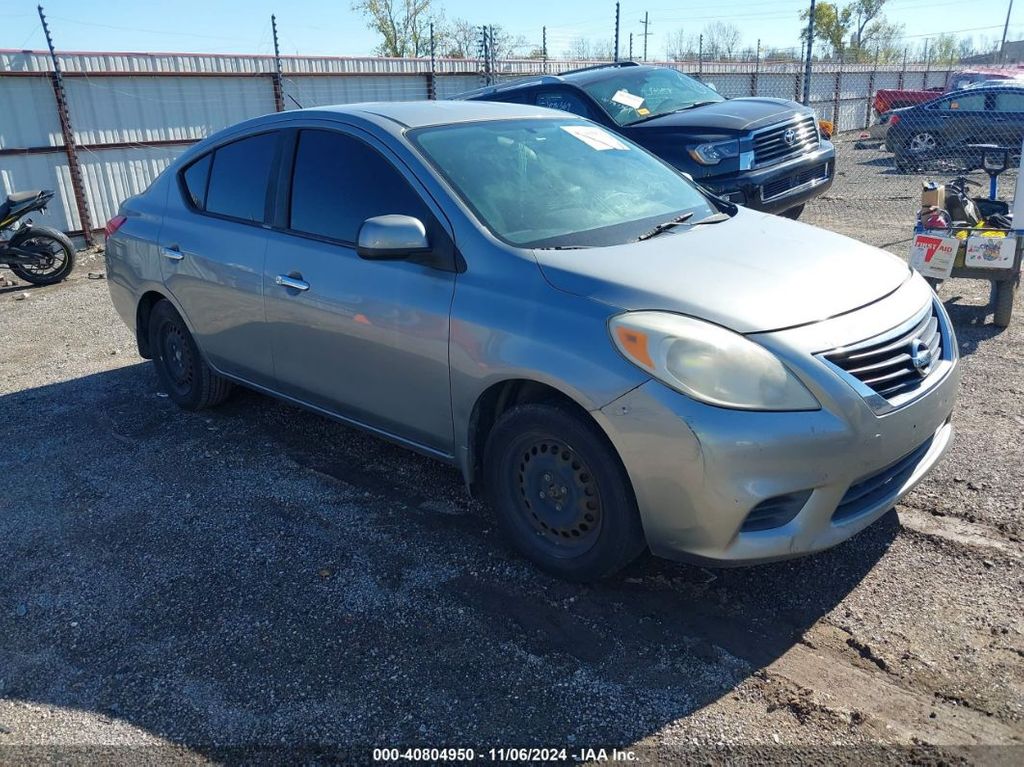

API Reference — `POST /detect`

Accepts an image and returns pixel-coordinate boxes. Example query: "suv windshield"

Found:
[578,68,724,126]
[411,119,717,248]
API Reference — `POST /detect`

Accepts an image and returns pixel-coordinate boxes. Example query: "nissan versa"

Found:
[105,101,960,581]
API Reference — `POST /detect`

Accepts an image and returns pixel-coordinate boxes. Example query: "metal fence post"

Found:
[38,5,93,245]
[752,39,760,96]
[271,14,285,112]
[832,59,842,130]
[427,22,436,99]
[865,47,879,129]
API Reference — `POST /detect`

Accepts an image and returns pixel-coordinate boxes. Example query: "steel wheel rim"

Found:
[159,322,194,394]
[510,436,602,557]
[909,132,937,153]
[18,236,66,276]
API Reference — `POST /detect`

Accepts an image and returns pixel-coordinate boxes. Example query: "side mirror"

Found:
[356,215,431,260]
[706,82,718,92]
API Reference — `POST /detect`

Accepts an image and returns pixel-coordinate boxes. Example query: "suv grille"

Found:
[824,304,943,401]
[753,114,819,166]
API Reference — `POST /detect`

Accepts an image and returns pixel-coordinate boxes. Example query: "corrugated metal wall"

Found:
[0,48,958,237]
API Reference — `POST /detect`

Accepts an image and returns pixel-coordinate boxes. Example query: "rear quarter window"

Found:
[181,154,211,210]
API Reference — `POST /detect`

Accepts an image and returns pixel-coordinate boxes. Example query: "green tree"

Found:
[352,0,437,57]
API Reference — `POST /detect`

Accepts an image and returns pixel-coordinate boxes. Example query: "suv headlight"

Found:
[688,139,739,165]
[610,312,820,411]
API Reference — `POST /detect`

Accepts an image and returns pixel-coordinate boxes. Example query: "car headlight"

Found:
[688,139,739,165]
[609,312,820,411]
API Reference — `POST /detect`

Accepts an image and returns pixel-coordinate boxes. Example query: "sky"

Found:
[1,0,1021,60]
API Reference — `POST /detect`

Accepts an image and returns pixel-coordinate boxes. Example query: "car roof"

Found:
[296,99,564,128]
[456,61,664,100]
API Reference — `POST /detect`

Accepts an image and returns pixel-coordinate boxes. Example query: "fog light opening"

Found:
[741,490,813,533]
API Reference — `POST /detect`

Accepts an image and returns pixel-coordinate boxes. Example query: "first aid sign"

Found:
[909,233,958,279]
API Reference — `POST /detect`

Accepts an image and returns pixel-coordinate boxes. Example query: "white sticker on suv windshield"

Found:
[560,125,630,151]
[611,89,645,109]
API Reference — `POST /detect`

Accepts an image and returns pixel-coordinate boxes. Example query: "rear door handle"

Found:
[161,246,184,261]
[275,274,310,291]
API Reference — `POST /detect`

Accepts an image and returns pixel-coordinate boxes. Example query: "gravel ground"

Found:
[1,144,1023,763]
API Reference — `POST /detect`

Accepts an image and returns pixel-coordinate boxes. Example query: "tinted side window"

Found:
[205,133,277,222]
[181,153,211,210]
[289,130,429,243]
[995,92,1024,112]
[939,93,986,111]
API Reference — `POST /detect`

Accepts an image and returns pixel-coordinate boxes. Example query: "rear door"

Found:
[159,131,281,386]
[262,127,456,453]
[991,89,1024,149]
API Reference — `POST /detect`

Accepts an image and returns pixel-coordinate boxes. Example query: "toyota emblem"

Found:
[783,127,798,146]
[909,338,933,377]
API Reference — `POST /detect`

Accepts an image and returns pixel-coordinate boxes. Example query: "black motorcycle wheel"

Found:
[9,226,76,285]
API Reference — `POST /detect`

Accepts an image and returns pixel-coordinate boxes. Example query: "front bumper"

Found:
[593,277,961,565]
[700,142,836,215]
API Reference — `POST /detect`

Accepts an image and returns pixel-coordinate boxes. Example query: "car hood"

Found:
[532,208,911,334]
[627,97,808,133]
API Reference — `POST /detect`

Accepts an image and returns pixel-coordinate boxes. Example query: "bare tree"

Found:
[563,36,614,60]
[443,18,477,58]
[703,21,741,60]
[664,28,698,61]
[352,0,437,57]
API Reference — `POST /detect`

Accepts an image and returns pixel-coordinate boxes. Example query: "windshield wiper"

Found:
[637,212,695,241]
[690,212,731,225]
[536,245,588,250]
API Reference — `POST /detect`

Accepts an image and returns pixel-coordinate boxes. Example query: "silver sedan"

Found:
[105,101,960,580]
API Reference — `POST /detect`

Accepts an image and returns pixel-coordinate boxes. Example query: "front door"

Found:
[263,127,456,454]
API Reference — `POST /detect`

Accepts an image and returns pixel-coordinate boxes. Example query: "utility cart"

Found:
[910,145,1022,328]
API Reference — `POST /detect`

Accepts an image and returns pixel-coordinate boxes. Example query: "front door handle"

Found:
[161,246,184,261]
[275,273,310,291]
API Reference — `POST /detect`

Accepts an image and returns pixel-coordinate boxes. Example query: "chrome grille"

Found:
[824,304,943,401]
[752,114,819,166]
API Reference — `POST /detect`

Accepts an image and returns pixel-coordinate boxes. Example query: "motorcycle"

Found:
[0,189,76,285]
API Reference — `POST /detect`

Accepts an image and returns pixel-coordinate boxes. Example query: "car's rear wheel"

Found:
[148,300,233,411]
[483,403,645,581]
[908,131,940,154]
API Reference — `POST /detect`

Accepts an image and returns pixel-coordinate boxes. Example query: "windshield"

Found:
[578,68,724,126]
[410,119,717,248]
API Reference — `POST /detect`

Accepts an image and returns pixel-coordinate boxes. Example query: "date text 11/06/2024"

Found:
[372,747,638,762]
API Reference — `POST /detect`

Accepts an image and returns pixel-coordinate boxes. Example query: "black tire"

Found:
[780,203,805,220]
[148,300,233,411]
[8,226,75,285]
[993,280,1016,329]
[482,403,645,581]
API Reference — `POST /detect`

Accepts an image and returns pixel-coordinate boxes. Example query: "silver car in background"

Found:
[105,101,960,580]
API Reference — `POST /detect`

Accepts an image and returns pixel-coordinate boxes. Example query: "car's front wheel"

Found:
[148,300,233,411]
[483,402,646,581]
[780,203,805,220]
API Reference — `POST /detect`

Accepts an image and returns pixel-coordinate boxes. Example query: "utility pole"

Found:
[924,38,931,74]
[1001,0,1014,64]
[614,2,620,61]
[641,11,651,62]
[270,14,285,112]
[802,0,816,105]
[38,5,93,245]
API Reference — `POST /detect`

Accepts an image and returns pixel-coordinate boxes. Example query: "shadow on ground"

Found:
[0,361,898,753]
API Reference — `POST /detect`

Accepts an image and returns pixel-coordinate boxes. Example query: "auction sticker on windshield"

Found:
[560,125,630,151]
[611,89,645,109]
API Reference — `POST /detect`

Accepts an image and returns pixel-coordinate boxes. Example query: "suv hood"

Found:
[628,97,808,133]
[532,208,910,334]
